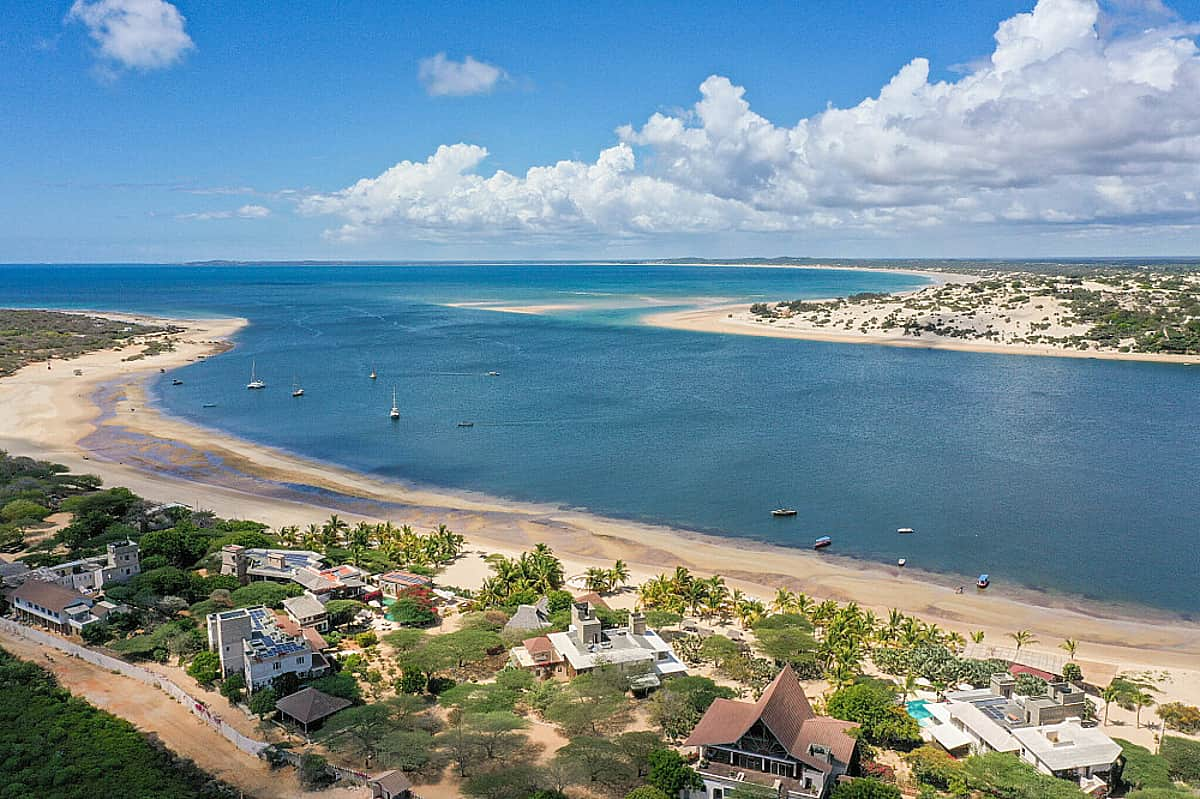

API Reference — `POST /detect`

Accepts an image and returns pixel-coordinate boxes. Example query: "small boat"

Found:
[977,573,990,589]
[897,527,914,535]
[486,370,500,377]
[246,360,266,390]
[457,421,475,428]
[389,387,400,420]
[813,536,832,550]
[370,368,377,380]
[292,376,304,397]
[171,378,183,386]
[202,403,216,408]
[772,508,798,517]
[897,558,907,567]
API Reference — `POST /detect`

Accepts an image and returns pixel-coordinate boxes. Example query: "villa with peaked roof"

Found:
[684,665,859,799]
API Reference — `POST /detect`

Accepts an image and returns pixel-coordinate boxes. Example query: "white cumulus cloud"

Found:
[177,204,271,221]
[418,53,505,97]
[67,0,194,71]
[307,0,1200,244]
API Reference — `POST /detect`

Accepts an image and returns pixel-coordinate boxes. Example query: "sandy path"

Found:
[0,628,365,799]
[1,310,1199,715]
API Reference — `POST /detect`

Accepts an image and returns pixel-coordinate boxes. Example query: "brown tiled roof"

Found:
[371,770,413,793]
[684,664,858,772]
[523,635,555,656]
[574,591,611,610]
[9,580,91,614]
[274,687,351,725]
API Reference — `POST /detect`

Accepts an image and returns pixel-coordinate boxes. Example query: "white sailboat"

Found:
[370,367,377,380]
[292,376,304,397]
[389,387,400,420]
[246,360,266,389]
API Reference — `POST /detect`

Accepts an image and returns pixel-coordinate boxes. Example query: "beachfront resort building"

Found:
[509,600,687,684]
[684,664,859,799]
[376,570,433,598]
[283,593,330,632]
[914,674,1119,793]
[220,545,372,601]
[8,579,100,634]
[206,606,329,689]
[26,540,140,592]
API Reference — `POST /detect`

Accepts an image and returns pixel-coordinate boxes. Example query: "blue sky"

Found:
[3,0,1200,261]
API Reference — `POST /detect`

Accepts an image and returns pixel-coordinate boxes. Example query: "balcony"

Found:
[697,760,822,799]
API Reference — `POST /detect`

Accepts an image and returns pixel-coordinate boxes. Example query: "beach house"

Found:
[283,593,330,632]
[508,600,686,683]
[915,674,1120,792]
[206,606,328,689]
[684,664,859,799]
[27,540,140,592]
[376,570,434,598]
[8,580,100,634]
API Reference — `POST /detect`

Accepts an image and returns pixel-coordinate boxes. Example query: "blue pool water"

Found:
[907,700,935,727]
[3,263,1199,615]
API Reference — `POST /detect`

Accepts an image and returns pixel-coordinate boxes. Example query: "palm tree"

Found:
[901,672,918,701]
[969,630,985,644]
[583,567,612,593]
[1008,629,1037,653]
[302,522,321,550]
[1132,690,1155,729]
[321,513,348,551]
[1059,638,1079,661]
[1100,685,1120,725]
[278,525,299,546]
[771,588,796,614]
[349,521,372,567]
[608,559,631,590]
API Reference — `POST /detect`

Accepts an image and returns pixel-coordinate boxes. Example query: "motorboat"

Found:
[292,376,304,397]
[771,508,798,517]
[486,370,500,377]
[171,378,183,386]
[897,527,914,534]
[457,421,475,428]
[897,558,907,567]
[977,574,990,589]
[813,536,832,550]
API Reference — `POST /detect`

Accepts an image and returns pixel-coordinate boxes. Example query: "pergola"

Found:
[274,687,351,735]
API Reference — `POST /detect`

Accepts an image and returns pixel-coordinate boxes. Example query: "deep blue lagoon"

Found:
[4,263,1198,615]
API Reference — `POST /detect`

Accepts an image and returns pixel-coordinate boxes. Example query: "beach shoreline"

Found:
[1,308,1199,695]
[644,302,1200,364]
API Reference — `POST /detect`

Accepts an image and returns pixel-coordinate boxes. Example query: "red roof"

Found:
[523,635,555,656]
[685,664,858,772]
[1009,664,1056,681]
[574,591,611,610]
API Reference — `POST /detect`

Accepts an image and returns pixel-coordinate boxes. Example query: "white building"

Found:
[8,580,99,634]
[509,601,687,683]
[283,593,329,632]
[29,540,140,592]
[206,606,328,689]
[1011,719,1122,789]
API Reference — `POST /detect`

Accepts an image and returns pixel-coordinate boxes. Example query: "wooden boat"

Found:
[897,527,914,534]
[771,508,798,517]
[813,536,832,550]
[977,573,990,589]
[457,421,475,428]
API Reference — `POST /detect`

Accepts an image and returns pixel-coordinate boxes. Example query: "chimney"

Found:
[630,610,647,636]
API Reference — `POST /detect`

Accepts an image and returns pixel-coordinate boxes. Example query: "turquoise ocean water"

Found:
[3,263,1198,615]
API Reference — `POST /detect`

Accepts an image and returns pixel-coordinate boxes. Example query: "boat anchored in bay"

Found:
[246,360,265,390]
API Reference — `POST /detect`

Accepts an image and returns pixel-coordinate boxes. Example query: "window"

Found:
[273,662,282,670]
[711,790,723,799]
[296,657,305,664]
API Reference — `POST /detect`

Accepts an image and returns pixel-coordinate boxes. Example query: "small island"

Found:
[0,309,178,377]
[652,267,1200,363]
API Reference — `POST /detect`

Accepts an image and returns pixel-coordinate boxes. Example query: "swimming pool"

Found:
[906,699,935,728]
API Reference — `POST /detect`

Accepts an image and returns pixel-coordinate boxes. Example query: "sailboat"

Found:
[389,387,400,420]
[246,360,266,390]
[292,376,304,397]
[370,368,377,380]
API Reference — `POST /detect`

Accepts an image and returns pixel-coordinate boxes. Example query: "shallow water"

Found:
[4,263,1199,615]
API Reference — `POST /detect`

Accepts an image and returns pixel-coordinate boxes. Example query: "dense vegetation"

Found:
[0,309,170,377]
[0,647,234,799]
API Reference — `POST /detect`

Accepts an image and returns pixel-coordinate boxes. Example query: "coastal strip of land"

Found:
[1,309,1199,703]
[645,269,1200,364]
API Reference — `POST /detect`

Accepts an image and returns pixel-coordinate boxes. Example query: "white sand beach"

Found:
[1,310,1199,721]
